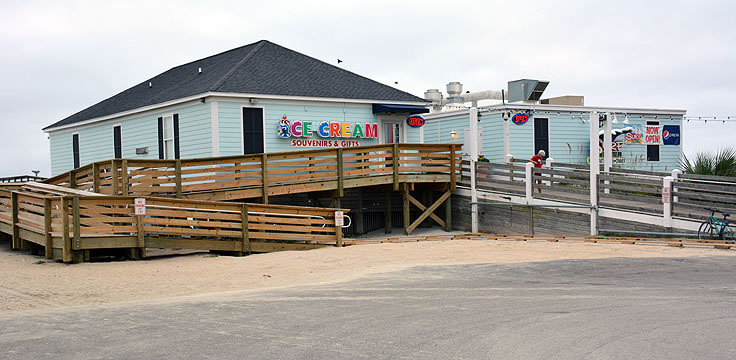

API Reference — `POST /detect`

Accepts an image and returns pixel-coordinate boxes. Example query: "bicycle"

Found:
[698,208,735,242]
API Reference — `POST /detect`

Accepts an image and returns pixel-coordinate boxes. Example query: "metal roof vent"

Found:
[148,82,152,88]
[507,79,549,103]
[198,67,202,74]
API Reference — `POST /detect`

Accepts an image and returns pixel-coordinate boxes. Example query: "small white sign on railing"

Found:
[134,198,146,215]
[661,186,671,204]
[334,211,344,227]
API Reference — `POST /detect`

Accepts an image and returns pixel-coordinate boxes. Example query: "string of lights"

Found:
[683,116,736,123]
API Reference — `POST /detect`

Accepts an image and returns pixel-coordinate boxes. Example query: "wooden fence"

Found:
[0,187,347,263]
[43,144,462,201]
[473,162,527,195]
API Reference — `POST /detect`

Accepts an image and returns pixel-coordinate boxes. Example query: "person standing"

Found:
[530,150,545,193]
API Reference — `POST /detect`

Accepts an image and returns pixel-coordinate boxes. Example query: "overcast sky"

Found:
[1,0,734,176]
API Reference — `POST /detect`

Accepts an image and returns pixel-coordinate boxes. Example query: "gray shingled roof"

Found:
[44,40,425,130]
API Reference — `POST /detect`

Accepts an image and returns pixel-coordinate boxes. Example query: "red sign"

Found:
[134,198,146,215]
[512,113,528,125]
[335,211,344,226]
[407,115,425,128]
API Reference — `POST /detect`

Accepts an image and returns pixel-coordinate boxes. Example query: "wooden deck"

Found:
[0,144,461,262]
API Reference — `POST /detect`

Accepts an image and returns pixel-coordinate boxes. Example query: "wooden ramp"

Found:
[0,183,347,263]
[1,144,462,262]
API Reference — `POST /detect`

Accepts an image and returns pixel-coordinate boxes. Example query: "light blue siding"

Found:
[49,102,211,175]
[218,101,243,156]
[547,114,589,164]
[50,123,116,175]
[480,113,503,162]
[508,114,534,161]
[177,104,212,159]
[120,114,160,162]
[422,115,468,148]
[405,123,421,143]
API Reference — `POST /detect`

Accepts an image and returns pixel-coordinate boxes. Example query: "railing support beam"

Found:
[241,204,249,255]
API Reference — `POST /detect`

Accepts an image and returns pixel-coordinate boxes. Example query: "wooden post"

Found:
[175,159,182,198]
[355,190,364,234]
[92,162,100,193]
[336,148,344,198]
[241,203,250,254]
[402,185,410,234]
[61,197,71,263]
[69,169,76,189]
[450,144,457,191]
[392,143,400,191]
[261,153,269,204]
[445,190,452,232]
[72,196,81,263]
[136,214,145,258]
[121,160,129,195]
[385,192,392,234]
[111,160,119,195]
[44,198,53,259]
[509,157,515,182]
[10,192,18,250]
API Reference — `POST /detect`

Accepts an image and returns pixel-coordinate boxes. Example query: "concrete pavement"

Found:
[2,256,735,359]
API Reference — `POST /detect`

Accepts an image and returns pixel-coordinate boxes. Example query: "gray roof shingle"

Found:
[44,40,425,130]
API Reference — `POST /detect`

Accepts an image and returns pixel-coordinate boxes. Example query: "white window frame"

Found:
[162,114,175,159]
[239,105,267,154]
[646,120,660,162]
[112,123,122,158]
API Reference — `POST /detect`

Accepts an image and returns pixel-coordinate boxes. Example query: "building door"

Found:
[382,122,401,144]
[243,107,264,154]
[534,118,549,157]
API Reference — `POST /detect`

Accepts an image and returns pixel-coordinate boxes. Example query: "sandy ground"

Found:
[1,238,735,314]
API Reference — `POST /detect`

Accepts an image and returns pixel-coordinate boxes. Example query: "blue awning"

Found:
[372,104,428,115]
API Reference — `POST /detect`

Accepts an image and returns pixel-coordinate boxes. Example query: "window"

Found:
[113,125,122,158]
[163,116,174,159]
[158,114,179,159]
[242,108,264,154]
[646,120,659,162]
[72,133,80,169]
[534,118,549,157]
[647,145,660,162]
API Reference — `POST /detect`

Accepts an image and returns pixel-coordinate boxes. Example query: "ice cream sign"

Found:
[278,115,378,148]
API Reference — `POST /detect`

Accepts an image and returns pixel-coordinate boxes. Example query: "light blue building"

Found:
[408,80,685,172]
[43,40,427,175]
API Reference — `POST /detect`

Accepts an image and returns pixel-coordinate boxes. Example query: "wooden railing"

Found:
[0,187,347,263]
[461,160,736,226]
[44,144,462,201]
[673,178,736,221]
[474,162,527,195]
[532,166,590,205]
